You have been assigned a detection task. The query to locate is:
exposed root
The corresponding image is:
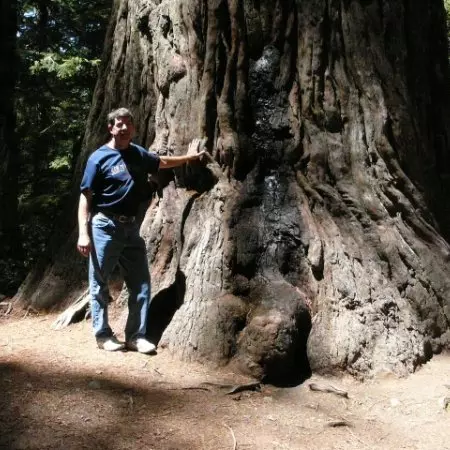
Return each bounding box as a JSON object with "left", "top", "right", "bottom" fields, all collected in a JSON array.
[
  {"left": 0, "top": 302, "right": 12, "bottom": 316},
  {"left": 51, "top": 289, "right": 90, "bottom": 330},
  {"left": 23, "top": 306, "right": 39, "bottom": 319},
  {"left": 197, "top": 381, "right": 261, "bottom": 395},
  {"left": 309, "top": 382, "right": 349, "bottom": 398}
]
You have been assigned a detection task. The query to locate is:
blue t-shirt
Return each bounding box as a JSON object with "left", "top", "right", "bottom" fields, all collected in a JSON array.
[{"left": 80, "top": 143, "right": 160, "bottom": 216}]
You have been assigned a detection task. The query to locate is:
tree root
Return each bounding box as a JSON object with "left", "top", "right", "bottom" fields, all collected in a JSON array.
[
  {"left": 23, "top": 305, "right": 39, "bottom": 318},
  {"left": 199, "top": 381, "right": 261, "bottom": 395},
  {"left": 51, "top": 289, "right": 90, "bottom": 330},
  {"left": 224, "top": 382, "right": 261, "bottom": 395},
  {"left": 154, "top": 381, "right": 261, "bottom": 395},
  {"left": 309, "top": 382, "right": 349, "bottom": 398},
  {"left": 0, "top": 302, "right": 12, "bottom": 315}
]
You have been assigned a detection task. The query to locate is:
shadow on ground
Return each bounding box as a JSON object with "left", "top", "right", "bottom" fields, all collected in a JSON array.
[{"left": 0, "top": 362, "right": 191, "bottom": 450}]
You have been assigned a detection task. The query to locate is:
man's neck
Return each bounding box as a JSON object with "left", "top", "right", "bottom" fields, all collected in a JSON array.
[{"left": 106, "top": 138, "right": 131, "bottom": 150}]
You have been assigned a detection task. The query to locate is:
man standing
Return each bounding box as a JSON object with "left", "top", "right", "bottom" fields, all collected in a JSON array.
[{"left": 77, "top": 107, "right": 204, "bottom": 353}]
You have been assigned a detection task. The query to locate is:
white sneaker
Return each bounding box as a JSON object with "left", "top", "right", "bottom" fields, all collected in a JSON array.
[
  {"left": 126, "top": 338, "right": 156, "bottom": 354},
  {"left": 96, "top": 335, "right": 125, "bottom": 351}
]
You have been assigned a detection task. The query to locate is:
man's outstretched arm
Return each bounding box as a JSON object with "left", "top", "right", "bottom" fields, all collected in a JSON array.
[{"left": 158, "top": 138, "right": 206, "bottom": 169}]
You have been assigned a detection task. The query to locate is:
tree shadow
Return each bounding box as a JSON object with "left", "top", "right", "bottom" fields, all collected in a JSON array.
[
  {"left": 0, "top": 361, "right": 190, "bottom": 450},
  {"left": 264, "top": 310, "right": 312, "bottom": 388},
  {"left": 147, "top": 271, "right": 186, "bottom": 345}
]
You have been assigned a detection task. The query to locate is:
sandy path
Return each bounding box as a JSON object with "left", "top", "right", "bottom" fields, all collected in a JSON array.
[{"left": 1, "top": 310, "right": 449, "bottom": 450}]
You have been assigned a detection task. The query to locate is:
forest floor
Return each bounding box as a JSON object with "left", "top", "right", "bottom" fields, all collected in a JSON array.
[{"left": 0, "top": 304, "right": 449, "bottom": 450}]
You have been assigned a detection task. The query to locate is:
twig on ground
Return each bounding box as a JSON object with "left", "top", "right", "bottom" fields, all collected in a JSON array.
[
  {"left": 224, "top": 423, "right": 237, "bottom": 450},
  {"left": 178, "top": 386, "right": 212, "bottom": 392},
  {"left": 225, "top": 382, "right": 261, "bottom": 395},
  {"left": 1, "top": 336, "right": 12, "bottom": 349},
  {"left": 326, "top": 419, "right": 352, "bottom": 428},
  {"left": 309, "top": 382, "right": 349, "bottom": 398},
  {"left": 127, "top": 392, "right": 134, "bottom": 411},
  {"left": 155, "top": 382, "right": 211, "bottom": 392},
  {"left": 155, "top": 381, "right": 261, "bottom": 396},
  {"left": 347, "top": 428, "right": 371, "bottom": 449},
  {"left": 366, "top": 398, "right": 386, "bottom": 410},
  {"left": 187, "top": 381, "right": 261, "bottom": 395},
  {"left": 443, "top": 397, "right": 450, "bottom": 410}
]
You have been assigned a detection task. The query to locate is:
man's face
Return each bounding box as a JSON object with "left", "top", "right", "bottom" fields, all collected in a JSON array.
[{"left": 109, "top": 116, "right": 135, "bottom": 147}]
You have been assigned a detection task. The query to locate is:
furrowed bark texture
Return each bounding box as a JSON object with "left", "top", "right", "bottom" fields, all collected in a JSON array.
[{"left": 17, "top": 0, "right": 450, "bottom": 381}]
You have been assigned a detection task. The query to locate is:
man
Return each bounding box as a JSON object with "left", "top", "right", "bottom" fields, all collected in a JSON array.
[{"left": 77, "top": 107, "right": 205, "bottom": 353}]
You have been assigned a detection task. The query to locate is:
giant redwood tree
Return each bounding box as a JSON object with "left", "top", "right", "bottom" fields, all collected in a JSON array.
[{"left": 16, "top": 0, "right": 450, "bottom": 383}]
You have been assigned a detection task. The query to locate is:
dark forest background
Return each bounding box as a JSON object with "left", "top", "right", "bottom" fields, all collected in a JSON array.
[{"left": 0, "top": 0, "right": 110, "bottom": 295}]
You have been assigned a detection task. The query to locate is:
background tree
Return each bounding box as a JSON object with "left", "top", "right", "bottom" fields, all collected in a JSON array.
[
  {"left": 0, "top": 0, "right": 22, "bottom": 295},
  {"left": 16, "top": 0, "right": 450, "bottom": 383},
  {"left": 446, "top": 0, "right": 450, "bottom": 59},
  {"left": 0, "top": 0, "right": 110, "bottom": 294}
]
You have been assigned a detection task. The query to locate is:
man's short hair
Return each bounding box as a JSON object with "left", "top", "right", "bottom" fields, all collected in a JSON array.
[{"left": 107, "top": 107, "right": 134, "bottom": 126}]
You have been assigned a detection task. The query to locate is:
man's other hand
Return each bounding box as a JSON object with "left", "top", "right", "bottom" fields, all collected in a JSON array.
[{"left": 77, "top": 235, "right": 91, "bottom": 257}]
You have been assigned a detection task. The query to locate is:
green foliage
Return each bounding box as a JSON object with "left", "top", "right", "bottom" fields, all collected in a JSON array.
[
  {"left": 13, "top": 0, "right": 111, "bottom": 274},
  {"left": 49, "top": 155, "right": 72, "bottom": 171},
  {"left": 30, "top": 53, "right": 101, "bottom": 79}
]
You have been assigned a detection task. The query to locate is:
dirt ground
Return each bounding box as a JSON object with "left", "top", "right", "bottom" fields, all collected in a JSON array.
[{"left": 0, "top": 305, "right": 449, "bottom": 450}]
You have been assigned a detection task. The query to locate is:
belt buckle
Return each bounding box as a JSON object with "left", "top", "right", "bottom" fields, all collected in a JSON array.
[{"left": 118, "top": 215, "right": 128, "bottom": 223}]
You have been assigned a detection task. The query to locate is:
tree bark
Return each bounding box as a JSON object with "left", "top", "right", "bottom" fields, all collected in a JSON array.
[{"left": 16, "top": 0, "right": 450, "bottom": 382}]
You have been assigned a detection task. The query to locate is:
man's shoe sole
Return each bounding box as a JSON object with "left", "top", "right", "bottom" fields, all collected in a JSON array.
[
  {"left": 96, "top": 340, "right": 125, "bottom": 351},
  {"left": 126, "top": 342, "right": 156, "bottom": 354}
]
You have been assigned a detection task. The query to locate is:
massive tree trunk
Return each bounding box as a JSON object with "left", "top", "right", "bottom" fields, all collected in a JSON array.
[
  {"left": 16, "top": 0, "right": 450, "bottom": 382},
  {"left": 0, "top": 0, "right": 22, "bottom": 294}
]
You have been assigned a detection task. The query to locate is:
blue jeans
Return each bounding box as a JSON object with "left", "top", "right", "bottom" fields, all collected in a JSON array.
[{"left": 89, "top": 213, "right": 150, "bottom": 341}]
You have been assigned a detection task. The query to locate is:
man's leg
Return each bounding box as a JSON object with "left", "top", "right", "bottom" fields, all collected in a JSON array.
[
  {"left": 119, "top": 225, "right": 153, "bottom": 351},
  {"left": 89, "top": 214, "right": 123, "bottom": 340}
]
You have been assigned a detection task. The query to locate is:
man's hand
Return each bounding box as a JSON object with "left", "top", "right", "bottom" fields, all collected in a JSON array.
[
  {"left": 187, "top": 150, "right": 206, "bottom": 162},
  {"left": 77, "top": 234, "right": 91, "bottom": 257},
  {"left": 187, "top": 137, "right": 207, "bottom": 162},
  {"left": 159, "top": 138, "right": 208, "bottom": 169}
]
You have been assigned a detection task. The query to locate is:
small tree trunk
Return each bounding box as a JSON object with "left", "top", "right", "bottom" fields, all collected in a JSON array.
[{"left": 0, "top": 0, "right": 22, "bottom": 294}]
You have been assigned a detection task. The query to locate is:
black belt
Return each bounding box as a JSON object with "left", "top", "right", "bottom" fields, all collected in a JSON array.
[{"left": 96, "top": 211, "right": 136, "bottom": 223}]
